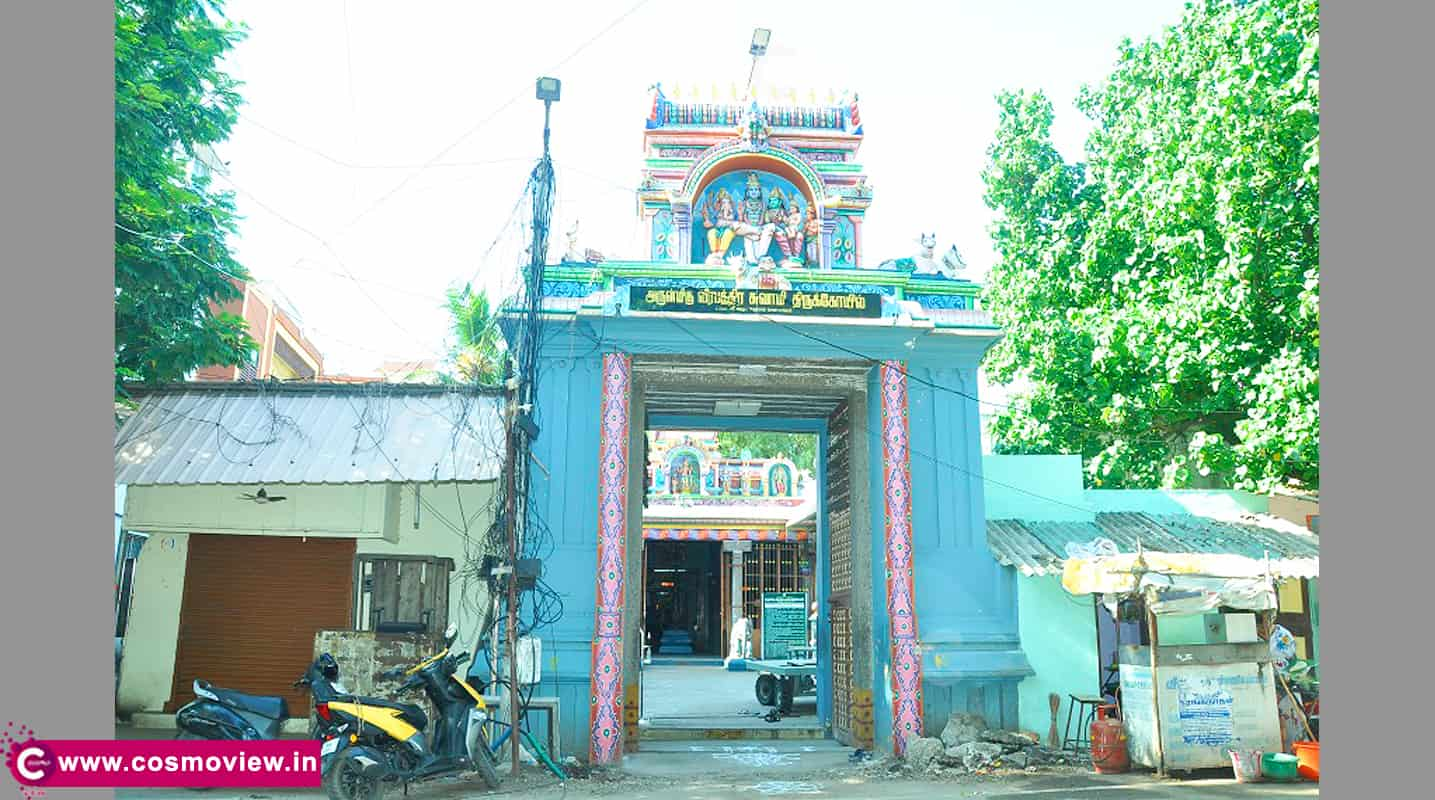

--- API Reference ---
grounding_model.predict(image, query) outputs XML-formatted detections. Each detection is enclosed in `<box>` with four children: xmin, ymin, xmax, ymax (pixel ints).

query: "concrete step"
<box><xmin>622</xmin><ymin>737</ymin><xmax>854</xmax><ymax>779</ymax></box>
<box><xmin>640</xmin><ymin>725</ymin><xmax>827</xmax><ymax>741</ymax></box>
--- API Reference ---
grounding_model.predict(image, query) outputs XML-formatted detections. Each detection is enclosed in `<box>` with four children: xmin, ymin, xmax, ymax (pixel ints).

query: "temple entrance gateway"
<box><xmin>513</xmin><ymin>82</ymin><xmax>1031</xmax><ymax>765</ymax></box>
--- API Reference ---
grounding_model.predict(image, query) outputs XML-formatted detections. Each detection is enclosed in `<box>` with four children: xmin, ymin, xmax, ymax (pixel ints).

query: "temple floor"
<box><xmin>639</xmin><ymin>661</ymin><xmax>822</xmax><ymax>733</ymax></box>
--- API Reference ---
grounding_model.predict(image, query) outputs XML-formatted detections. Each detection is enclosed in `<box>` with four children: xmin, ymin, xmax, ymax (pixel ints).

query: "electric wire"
<box><xmin>273</xmin><ymin>0</ymin><xmax>654</xmax><ymax>277</ymax></box>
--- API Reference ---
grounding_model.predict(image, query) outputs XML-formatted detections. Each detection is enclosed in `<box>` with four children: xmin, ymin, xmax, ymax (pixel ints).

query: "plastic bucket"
<box><xmin>1262</xmin><ymin>752</ymin><xmax>1300</xmax><ymax>782</ymax></box>
<box><xmin>1292</xmin><ymin>741</ymin><xmax>1320</xmax><ymax>781</ymax></box>
<box><xmin>1228</xmin><ymin>749</ymin><xmax>1263</xmax><ymax>783</ymax></box>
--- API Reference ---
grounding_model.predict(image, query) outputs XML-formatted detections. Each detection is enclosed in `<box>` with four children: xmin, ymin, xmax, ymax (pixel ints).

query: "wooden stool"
<box><xmin>1062</xmin><ymin>695</ymin><xmax>1104</xmax><ymax>752</ymax></box>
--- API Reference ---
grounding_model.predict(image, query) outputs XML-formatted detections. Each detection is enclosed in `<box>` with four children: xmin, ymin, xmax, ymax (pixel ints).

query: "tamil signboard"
<box><xmin>628</xmin><ymin>286</ymin><xmax>883</xmax><ymax>318</ymax></box>
<box><xmin>1119</xmin><ymin>660</ymin><xmax>1282</xmax><ymax>771</ymax></box>
<box><xmin>761</xmin><ymin>591</ymin><xmax>810</xmax><ymax>660</ymax></box>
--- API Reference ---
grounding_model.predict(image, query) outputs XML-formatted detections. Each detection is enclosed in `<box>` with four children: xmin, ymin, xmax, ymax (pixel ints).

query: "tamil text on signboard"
<box><xmin>629</xmin><ymin>287</ymin><xmax>882</xmax><ymax>318</ymax></box>
<box><xmin>761</xmin><ymin>592</ymin><xmax>810</xmax><ymax>660</ymax></box>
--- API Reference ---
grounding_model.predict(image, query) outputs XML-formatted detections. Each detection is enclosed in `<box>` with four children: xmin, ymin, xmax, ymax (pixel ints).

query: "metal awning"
<box><xmin>987</xmin><ymin>511</ymin><xmax>1319</xmax><ymax>579</ymax></box>
<box><xmin>115</xmin><ymin>382</ymin><xmax>505</xmax><ymax>486</ymax></box>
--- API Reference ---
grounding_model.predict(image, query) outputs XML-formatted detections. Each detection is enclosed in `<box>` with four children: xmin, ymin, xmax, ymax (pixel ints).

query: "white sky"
<box><xmin>215</xmin><ymin>0</ymin><xmax>1186</xmax><ymax>375</ymax></box>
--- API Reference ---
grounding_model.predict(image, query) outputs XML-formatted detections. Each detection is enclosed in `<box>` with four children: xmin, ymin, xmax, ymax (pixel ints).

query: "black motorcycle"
<box><xmin>315</xmin><ymin>624</ymin><xmax>500</xmax><ymax>800</ymax></box>
<box><xmin>174</xmin><ymin>653</ymin><xmax>342</xmax><ymax>742</ymax></box>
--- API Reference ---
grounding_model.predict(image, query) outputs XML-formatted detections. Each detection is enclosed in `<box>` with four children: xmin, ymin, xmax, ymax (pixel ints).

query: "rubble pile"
<box><xmin>897</xmin><ymin>713</ymin><xmax>1087</xmax><ymax>778</ymax></box>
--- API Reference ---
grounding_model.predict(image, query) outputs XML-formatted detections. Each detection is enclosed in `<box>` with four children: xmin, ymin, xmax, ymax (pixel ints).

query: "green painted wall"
<box><xmin>1083</xmin><ymin>488</ymin><xmax>1267</xmax><ymax>517</ymax></box>
<box><xmin>1016</xmin><ymin>574</ymin><xmax>1100</xmax><ymax>738</ymax></box>
<box><xmin>983</xmin><ymin>455</ymin><xmax>1090</xmax><ymax>522</ymax></box>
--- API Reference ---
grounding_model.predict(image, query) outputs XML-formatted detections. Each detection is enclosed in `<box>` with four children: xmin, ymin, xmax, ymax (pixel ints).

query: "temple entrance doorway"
<box><xmin>636</xmin><ymin>424</ymin><xmax>823</xmax><ymax>736</ymax></box>
<box><xmin>624</xmin><ymin>354</ymin><xmax>874</xmax><ymax>742</ymax></box>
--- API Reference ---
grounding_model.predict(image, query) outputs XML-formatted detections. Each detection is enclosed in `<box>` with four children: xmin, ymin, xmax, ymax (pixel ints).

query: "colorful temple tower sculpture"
<box><xmin>640</xmin><ymin>84</ymin><xmax>873</xmax><ymax>273</ymax></box>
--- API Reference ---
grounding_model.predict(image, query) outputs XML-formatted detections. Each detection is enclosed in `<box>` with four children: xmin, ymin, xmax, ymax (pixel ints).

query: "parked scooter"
<box><xmin>174</xmin><ymin>653</ymin><xmax>343</xmax><ymax>742</ymax></box>
<box><xmin>314</xmin><ymin>624</ymin><xmax>500</xmax><ymax>800</ymax></box>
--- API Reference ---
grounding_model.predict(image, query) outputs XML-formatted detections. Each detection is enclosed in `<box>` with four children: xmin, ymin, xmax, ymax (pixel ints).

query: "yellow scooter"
<box><xmin>314</xmin><ymin>624</ymin><xmax>499</xmax><ymax>800</ymax></box>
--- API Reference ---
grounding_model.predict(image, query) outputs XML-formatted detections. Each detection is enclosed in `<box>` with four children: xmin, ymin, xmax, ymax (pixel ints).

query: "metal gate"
<box><xmin>826</xmin><ymin>402</ymin><xmax>857</xmax><ymax>745</ymax></box>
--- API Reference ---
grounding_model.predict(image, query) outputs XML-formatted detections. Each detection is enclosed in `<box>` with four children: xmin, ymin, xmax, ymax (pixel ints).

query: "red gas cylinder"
<box><xmin>1090</xmin><ymin>704</ymin><xmax>1130</xmax><ymax>774</ymax></box>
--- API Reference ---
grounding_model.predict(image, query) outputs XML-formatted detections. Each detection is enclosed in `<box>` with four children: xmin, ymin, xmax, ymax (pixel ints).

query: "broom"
<box><xmin>1049</xmin><ymin>693</ymin><xmax>1061</xmax><ymax>749</ymax></box>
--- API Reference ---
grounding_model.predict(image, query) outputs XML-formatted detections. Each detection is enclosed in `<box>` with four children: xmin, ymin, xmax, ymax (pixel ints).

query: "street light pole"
<box><xmin>503</xmin><ymin>74</ymin><xmax>562</xmax><ymax>777</ymax></box>
<box><xmin>744</xmin><ymin>28</ymin><xmax>771</xmax><ymax>102</ymax></box>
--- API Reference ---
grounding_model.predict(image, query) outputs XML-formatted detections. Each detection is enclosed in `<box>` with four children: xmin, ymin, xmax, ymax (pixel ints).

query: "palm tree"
<box><xmin>443</xmin><ymin>283</ymin><xmax>506</xmax><ymax>385</ymax></box>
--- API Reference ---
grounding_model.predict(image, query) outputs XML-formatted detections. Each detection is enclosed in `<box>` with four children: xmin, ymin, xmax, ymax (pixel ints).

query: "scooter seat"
<box><xmin>200</xmin><ymin>682</ymin><xmax>290</xmax><ymax>721</ymax></box>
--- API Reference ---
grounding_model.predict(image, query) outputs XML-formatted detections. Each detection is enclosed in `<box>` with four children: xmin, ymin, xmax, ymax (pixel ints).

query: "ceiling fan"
<box><xmin>238</xmin><ymin>487</ymin><xmax>287</xmax><ymax>504</ymax></box>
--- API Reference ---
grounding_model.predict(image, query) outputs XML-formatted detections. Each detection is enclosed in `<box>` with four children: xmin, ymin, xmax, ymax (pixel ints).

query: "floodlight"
<box><xmin>536</xmin><ymin>76</ymin><xmax>561</xmax><ymax>102</ymax></box>
<box><xmin>750</xmin><ymin>28</ymin><xmax>772</xmax><ymax>56</ymax></box>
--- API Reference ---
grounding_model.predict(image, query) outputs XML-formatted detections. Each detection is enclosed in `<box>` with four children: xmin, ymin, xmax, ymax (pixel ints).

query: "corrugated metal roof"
<box><xmin>987</xmin><ymin>511</ymin><xmax>1320</xmax><ymax>578</ymax></box>
<box><xmin>115</xmin><ymin>384</ymin><xmax>506</xmax><ymax>486</ymax></box>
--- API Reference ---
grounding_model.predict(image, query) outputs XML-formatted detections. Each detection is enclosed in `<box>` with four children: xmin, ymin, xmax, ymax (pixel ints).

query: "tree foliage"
<box><xmin>115</xmin><ymin>0</ymin><xmax>254</xmax><ymax>398</ymax></box>
<box><xmin>981</xmin><ymin>0</ymin><xmax>1318</xmax><ymax>491</ymax></box>
<box><xmin>714</xmin><ymin>432</ymin><xmax>817</xmax><ymax>473</ymax></box>
<box><xmin>442</xmin><ymin>283</ymin><xmax>507</xmax><ymax>385</ymax></box>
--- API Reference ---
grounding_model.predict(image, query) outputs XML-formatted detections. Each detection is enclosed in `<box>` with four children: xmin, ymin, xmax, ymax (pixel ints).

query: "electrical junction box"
<box><xmin>515</xmin><ymin>636</ymin><xmax>542</xmax><ymax>685</ymax></box>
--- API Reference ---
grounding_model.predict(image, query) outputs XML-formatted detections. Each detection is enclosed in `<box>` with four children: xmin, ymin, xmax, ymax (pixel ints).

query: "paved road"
<box><xmin>117</xmin><ymin>774</ymin><xmax>1318</xmax><ymax>799</ymax></box>
<box><xmin>113</xmin><ymin>734</ymin><xmax>1316</xmax><ymax>799</ymax></box>
<box><xmin>117</xmin><ymin>754</ymin><xmax>1318</xmax><ymax>800</ymax></box>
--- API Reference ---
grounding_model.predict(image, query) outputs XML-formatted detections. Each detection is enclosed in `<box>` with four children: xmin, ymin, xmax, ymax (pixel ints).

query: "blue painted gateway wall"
<box><xmin>502</xmin><ymin>259</ymin><xmax>1030</xmax><ymax>761</ymax></box>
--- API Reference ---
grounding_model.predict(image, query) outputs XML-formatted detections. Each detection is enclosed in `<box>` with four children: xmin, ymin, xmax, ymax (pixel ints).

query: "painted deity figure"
<box><xmin>775</xmin><ymin>201</ymin><xmax>807</xmax><ymax>267</ymax></box>
<box><xmin>803</xmin><ymin>205</ymin><xmax>821</xmax><ymax>267</ymax></box>
<box><xmin>701</xmin><ymin>190</ymin><xmax>739</xmax><ymax>265</ymax></box>
<box><xmin>771</xmin><ymin>465</ymin><xmax>791</xmax><ymax>496</ymax></box>
<box><xmin>732</xmin><ymin>172</ymin><xmax>777</xmax><ymax>265</ymax></box>
<box><xmin>671</xmin><ymin>456</ymin><xmax>699</xmax><ymax>495</ymax></box>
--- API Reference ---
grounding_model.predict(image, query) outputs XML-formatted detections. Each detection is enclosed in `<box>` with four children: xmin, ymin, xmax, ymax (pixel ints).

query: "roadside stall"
<box><xmin>1062</xmin><ymin>549</ymin><xmax>1290</xmax><ymax>775</ymax></box>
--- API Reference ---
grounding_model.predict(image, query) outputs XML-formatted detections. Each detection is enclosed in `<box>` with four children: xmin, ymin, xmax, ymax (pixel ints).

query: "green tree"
<box><xmin>714</xmin><ymin>432</ymin><xmax>817</xmax><ymax>474</ymax></box>
<box><xmin>442</xmin><ymin>283</ymin><xmax>506</xmax><ymax>385</ymax></box>
<box><xmin>982</xmin><ymin>0</ymin><xmax>1318</xmax><ymax>492</ymax></box>
<box><xmin>115</xmin><ymin>0</ymin><xmax>255</xmax><ymax>398</ymax></box>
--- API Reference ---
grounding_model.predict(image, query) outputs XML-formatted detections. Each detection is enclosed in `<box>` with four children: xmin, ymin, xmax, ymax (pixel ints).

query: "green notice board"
<box><xmin>761</xmin><ymin>592</ymin><xmax>809</xmax><ymax>660</ymax></box>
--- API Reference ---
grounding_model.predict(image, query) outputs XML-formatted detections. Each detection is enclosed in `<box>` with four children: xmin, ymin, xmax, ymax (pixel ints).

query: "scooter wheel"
<box><xmin>174</xmin><ymin>732</ymin><xmax>214</xmax><ymax>791</ymax></box>
<box><xmin>323</xmin><ymin>757</ymin><xmax>385</xmax><ymax>800</ymax></box>
<box><xmin>470</xmin><ymin>730</ymin><xmax>501</xmax><ymax>790</ymax></box>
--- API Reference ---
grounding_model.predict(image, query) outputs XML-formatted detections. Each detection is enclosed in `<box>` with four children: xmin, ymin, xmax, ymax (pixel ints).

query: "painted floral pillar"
<box><xmin>589</xmin><ymin>352</ymin><xmax>631</xmax><ymax>764</ymax></box>
<box><xmin>880</xmin><ymin>360</ymin><xmax>924</xmax><ymax>753</ymax></box>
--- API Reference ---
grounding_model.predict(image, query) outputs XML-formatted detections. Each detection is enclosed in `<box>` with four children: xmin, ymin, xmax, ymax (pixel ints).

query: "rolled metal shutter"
<box><xmin>166</xmin><ymin>534</ymin><xmax>355</xmax><ymax>716</ymax></box>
